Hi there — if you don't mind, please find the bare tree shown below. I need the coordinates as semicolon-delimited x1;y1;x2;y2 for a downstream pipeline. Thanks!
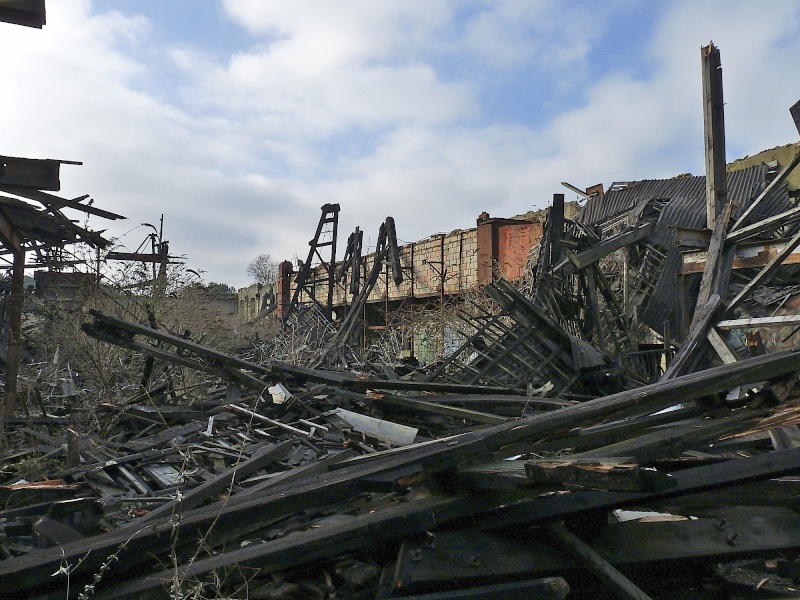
246;253;279;286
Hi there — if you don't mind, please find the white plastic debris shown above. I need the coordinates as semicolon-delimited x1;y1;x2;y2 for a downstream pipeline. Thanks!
268;382;292;404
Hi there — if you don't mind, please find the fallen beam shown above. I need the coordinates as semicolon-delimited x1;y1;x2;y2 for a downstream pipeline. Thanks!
4;348;800;596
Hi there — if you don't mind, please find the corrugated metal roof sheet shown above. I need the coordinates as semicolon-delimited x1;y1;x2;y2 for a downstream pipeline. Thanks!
575;164;792;334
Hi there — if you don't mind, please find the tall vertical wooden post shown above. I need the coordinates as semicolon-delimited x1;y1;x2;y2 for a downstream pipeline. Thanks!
702;42;727;230
549;193;565;268
5;248;25;415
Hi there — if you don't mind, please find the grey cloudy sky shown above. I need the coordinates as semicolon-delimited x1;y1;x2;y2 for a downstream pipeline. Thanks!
1;1;799;287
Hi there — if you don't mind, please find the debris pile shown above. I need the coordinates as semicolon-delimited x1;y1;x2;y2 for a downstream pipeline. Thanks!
4;43;800;600
4;276;800;599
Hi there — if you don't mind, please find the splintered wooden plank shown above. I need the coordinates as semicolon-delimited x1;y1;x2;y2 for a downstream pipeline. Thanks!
0;480;90;509
463;446;800;532
525;458;675;493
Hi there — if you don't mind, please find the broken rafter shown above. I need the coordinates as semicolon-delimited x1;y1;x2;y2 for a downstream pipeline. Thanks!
729;143;800;234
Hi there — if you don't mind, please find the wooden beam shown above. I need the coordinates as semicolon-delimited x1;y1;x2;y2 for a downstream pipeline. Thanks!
730;142;800;233
561;221;655;272
694;200;733;314
546;521;654;600
701;42;727;230
0;187;125;221
727;228;800;314
726;204;800;245
707;327;739;364
660;293;720;380
3;247;24;416
524;457;675;492
716;315;800;331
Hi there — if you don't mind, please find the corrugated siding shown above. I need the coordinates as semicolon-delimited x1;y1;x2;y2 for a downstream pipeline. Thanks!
575;165;791;334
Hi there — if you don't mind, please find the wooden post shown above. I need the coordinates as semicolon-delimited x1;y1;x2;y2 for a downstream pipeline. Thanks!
701;43;727;231
5;247;25;415
549;193;565;267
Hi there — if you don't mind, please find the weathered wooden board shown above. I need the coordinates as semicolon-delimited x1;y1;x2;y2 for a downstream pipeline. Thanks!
393;507;800;593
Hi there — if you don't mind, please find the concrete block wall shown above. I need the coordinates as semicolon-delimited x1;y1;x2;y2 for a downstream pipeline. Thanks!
273;214;542;318
237;282;264;321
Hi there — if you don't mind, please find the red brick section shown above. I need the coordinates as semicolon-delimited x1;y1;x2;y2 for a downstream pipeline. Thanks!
276;260;294;318
497;220;542;281
477;212;542;285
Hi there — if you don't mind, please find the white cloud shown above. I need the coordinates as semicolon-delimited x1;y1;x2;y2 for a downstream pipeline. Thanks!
0;0;798;290
650;1;800;157
221;1;453;65
461;0;601;71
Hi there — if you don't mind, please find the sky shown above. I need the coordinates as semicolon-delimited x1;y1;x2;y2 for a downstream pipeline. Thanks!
1;1;799;289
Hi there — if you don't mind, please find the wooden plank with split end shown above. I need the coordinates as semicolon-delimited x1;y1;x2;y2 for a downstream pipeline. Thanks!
525;457;674;493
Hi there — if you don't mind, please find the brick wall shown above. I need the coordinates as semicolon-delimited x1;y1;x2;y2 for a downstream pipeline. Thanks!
271;214;543;318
